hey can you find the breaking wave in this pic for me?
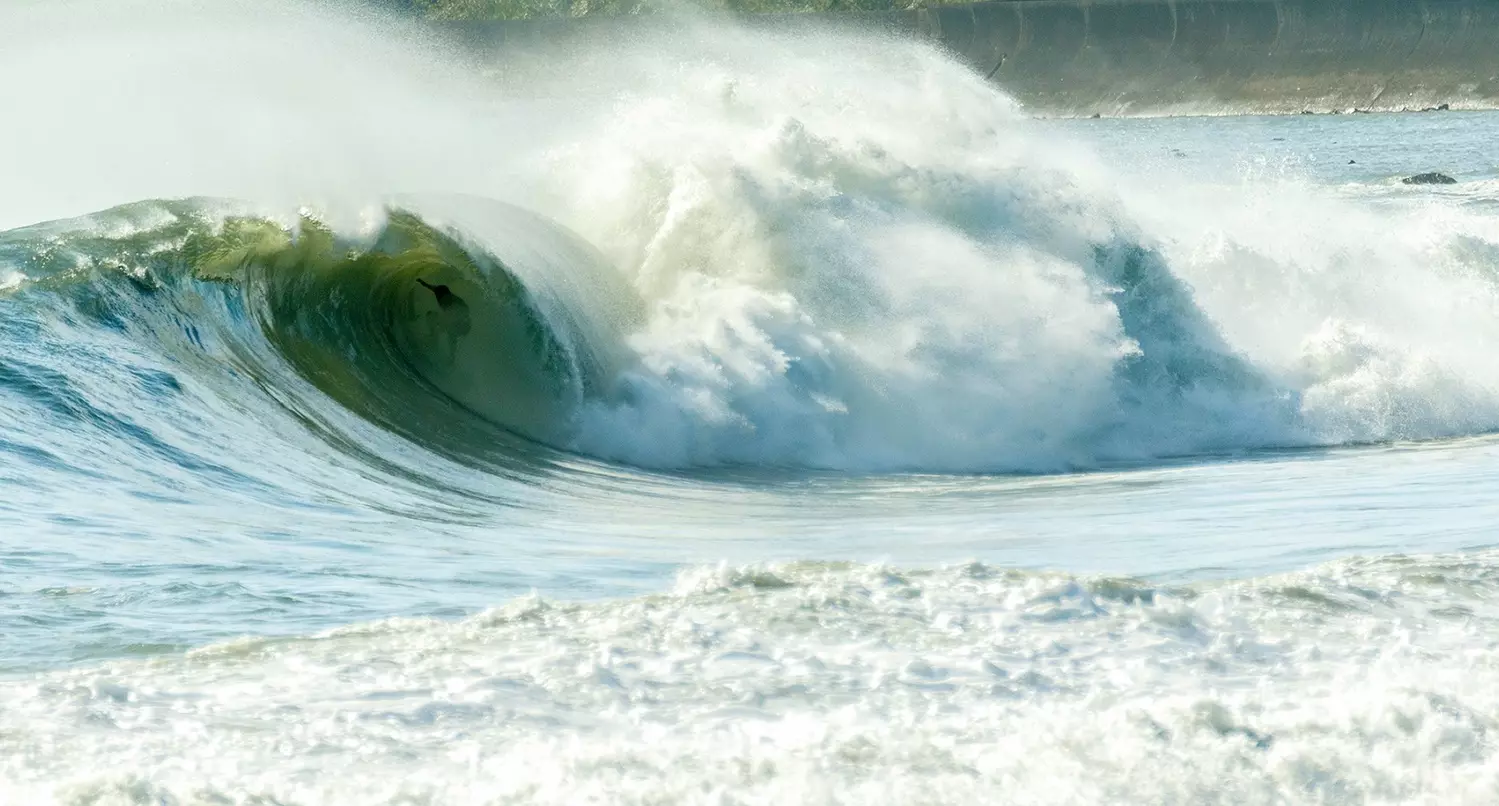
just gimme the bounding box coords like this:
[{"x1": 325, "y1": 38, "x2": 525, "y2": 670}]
[{"x1": 5, "y1": 0, "x2": 1499, "y2": 477}]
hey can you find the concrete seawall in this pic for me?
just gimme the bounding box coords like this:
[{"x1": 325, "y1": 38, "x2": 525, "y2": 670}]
[
  {"x1": 440, "y1": 0, "x2": 1499, "y2": 116},
  {"x1": 913, "y1": 0, "x2": 1499, "y2": 114}
]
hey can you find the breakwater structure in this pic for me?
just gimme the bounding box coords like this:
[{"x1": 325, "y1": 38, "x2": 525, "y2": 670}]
[{"x1": 431, "y1": 0, "x2": 1499, "y2": 116}]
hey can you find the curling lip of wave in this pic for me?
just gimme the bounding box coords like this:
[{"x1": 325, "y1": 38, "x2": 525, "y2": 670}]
[{"x1": 0, "y1": 196, "x2": 643, "y2": 467}]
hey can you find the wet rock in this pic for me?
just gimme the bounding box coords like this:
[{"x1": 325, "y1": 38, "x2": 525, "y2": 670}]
[{"x1": 1402, "y1": 172, "x2": 1457, "y2": 185}]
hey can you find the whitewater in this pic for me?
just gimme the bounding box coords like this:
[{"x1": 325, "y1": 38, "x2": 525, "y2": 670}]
[{"x1": 4, "y1": 0, "x2": 1499, "y2": 802}]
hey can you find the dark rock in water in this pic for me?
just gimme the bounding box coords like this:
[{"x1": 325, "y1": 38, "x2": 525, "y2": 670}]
[
  {"x1": 1402, "y1": 172, "x2": 1457, "y2": 185},
  {"x1": 1348, "y1": 159, "x2": 1357, "y2": 164},
  {"x1": 1420, "y1": 103, "x2": 1453, "y2": 112},
  {"x1": 1090, "y1": 113, "x2": 1101, "y2": 119},
  {"x1": 1300, "y1": 110, "x2": 1315, "y2": 115}
]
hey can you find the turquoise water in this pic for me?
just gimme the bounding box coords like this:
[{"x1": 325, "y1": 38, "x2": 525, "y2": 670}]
[{"x1": 5, "y1": 1, "x2": 1499, "y2": 802}]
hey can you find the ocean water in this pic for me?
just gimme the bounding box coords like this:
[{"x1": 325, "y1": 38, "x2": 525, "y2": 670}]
[{"x1": 5, "y1": 1, "x2": 1499, "y2": 803}]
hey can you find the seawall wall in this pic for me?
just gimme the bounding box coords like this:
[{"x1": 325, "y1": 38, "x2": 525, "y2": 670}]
[{"x1": 441, "y1": 0, "x2": 1499, "y2": 115}]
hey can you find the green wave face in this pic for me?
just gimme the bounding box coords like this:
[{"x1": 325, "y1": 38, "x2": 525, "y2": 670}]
[
  {"x1": 1, "y1": 198, "x2": 630, "y2": 464},
  {"x1": 204, "y1": 210, "x2": 581, "y2": 446}
]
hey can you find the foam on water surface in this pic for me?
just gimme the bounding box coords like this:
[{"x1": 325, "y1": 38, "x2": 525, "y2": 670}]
[{"x1": 6, "y1": 557, "x2": 1499, "y2": 804}]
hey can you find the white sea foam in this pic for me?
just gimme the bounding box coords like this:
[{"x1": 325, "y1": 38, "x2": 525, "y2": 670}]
[
  {"x1": 540, "y1": 36, "x2": 1499, "y2": 470},
  {"x1": 5, "y1": 556, "x2": 1499, "y2": 804}
]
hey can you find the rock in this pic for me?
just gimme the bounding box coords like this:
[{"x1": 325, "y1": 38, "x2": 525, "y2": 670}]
[{"x1": 1402, "y1": 172, "x2": 1457, "y2": 185}]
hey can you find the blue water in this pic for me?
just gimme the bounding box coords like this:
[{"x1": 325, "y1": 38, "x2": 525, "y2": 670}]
[{"x1": 5, "y1": 2, "x2": 1499, "y2": 802}]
